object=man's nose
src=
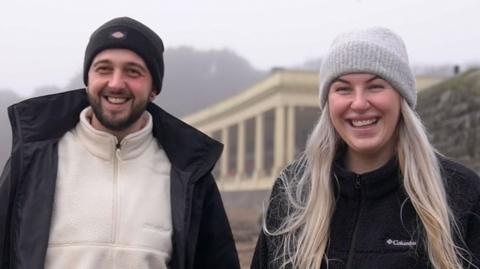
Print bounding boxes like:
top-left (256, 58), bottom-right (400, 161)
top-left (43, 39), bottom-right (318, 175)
top-left (107, 70), bottom-right (126, 90)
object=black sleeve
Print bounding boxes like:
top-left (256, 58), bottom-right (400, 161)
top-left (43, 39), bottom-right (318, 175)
top-left (465, 196), bottom-right (480, 267)
top-left (441, 157), bottom-right (480, 267)
top-left (0, 158), bottom-right (12, 268)
top-left (193, 174), bottom-right (240, 269)
top-left (251, 176), bottom-right (289, 269)
top-left (251, 228), bottom-right (269, 269)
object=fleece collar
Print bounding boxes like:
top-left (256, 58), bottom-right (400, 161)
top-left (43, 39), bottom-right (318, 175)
top-left (333, 153), bottom-right (401, 200)
top-left (75, 107), bottom-right (154, 161)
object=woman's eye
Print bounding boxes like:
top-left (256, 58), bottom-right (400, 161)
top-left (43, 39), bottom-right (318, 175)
top-left (368, 84), bottom-right (385, 90)
top-left (335, 87), bottom-right (351, 93)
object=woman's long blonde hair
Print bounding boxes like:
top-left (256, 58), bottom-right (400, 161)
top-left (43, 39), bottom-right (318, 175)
top-left (265, 100), bottom-right (473, 269)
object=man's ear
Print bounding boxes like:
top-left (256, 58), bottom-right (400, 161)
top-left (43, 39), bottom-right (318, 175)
top-left (149, 90), bottom-right (156, 102)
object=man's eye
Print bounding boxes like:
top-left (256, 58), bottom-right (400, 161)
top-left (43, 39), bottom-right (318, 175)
top-left (127, 69), bottom-right (141, 77)
top-left (95, 66), bottom-right (111, 73)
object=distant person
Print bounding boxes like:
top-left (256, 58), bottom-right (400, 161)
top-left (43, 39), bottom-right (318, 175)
top-left (0, 17), bottom-right (240, 269)
top-left (251, 27), bottom-right (480, 268)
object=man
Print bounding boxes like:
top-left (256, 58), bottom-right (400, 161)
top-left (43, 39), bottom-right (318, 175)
top-left (0, 17), bottom-right (240, 269)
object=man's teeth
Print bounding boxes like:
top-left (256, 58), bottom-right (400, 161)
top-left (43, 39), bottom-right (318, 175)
top-left (351, 119), bottom-right (376, 127)
top-left (106, 96), bottom-right (128, 104)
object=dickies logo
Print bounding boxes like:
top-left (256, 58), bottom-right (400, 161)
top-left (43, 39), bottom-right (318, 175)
top-left (110, 31), bottom-right (127, 39)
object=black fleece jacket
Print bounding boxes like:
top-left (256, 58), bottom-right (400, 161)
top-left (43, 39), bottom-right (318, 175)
top-left (251, 156), bottom-right (480, 269)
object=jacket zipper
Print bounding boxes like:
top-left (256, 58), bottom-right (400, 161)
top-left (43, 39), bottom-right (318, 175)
top-left (112, 146), bottom-right (120, 246)
top-left (345, 175), bottom-right (365, 269)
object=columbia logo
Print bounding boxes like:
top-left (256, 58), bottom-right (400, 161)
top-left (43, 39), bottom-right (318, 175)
top-left (386, 239), bottom-right (417, 247)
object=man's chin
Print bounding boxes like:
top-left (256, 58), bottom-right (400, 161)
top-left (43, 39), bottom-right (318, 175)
top-left (98, 118), bottom-right (133, 132)
top-left (89, 101), bottom-right (147, 133)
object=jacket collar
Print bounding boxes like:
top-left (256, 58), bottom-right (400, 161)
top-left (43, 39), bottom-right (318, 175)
top-left (8, 89), bottom-right (222, 181)
top-left (332, 151), bottom-right (401, 199)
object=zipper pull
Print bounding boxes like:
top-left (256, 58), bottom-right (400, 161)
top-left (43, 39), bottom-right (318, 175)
top-left (355, 175), bottom-right (361, 189)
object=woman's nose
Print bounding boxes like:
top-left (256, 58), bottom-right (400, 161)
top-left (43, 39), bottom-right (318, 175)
top-left (350, 91), bottom-right (370, 110)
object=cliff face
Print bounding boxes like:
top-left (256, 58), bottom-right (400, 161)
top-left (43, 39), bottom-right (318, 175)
top-left (417, 69), bottom-right (480, 173)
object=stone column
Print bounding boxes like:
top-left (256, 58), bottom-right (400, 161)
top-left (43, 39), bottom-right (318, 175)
top-left (254, 113), bottom-right (265, 179)
top-left (236, 121), bottom-right (246, 180)
top-left (221, 127), bottom-right (229, 179)
top-left (273, 105), bottom-right (286, 176)
top-left (286, 106), bottom-right (296, 162)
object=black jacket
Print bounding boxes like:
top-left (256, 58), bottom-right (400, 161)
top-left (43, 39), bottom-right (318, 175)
top-left (252, 155), bottom-right (480, 269)
top-left (0, 89), bottom-right (240, 269)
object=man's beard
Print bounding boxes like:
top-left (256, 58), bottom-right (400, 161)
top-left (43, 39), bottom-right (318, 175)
top-left (88, 88), bottom-right (149, 132)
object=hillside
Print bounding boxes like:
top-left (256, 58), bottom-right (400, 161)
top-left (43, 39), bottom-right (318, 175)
top-left (417, 68), bottom-right (480, 172)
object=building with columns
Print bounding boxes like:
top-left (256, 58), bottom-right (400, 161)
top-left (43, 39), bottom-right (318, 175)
top-left (182, 69), bottom-right (446, 192)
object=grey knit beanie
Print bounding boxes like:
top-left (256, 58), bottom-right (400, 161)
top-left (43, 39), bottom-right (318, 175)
top-left (83, 17), bottom-right (164, 94)
top-left (319, 27), bottom-right (416, 108)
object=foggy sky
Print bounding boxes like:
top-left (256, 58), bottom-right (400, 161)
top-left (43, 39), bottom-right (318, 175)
top-left (1, 0), bottom-right (479, 96)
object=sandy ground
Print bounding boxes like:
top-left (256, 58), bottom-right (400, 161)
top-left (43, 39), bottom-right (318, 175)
top-left (226, 207), bottom-right (262, 269)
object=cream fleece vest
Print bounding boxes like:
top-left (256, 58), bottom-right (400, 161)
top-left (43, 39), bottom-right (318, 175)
top-left (45, 107), bottom-right (172, 269)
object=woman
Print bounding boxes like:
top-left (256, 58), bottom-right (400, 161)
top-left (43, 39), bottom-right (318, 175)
top-left (251, 27), bottom-right (480, 269)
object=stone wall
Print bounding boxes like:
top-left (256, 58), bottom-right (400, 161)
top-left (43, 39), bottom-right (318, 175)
top-left (417, 69), bottom-right (480, 173)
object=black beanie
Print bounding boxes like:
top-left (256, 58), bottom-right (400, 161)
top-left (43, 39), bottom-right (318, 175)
top-left (83, 17), bottom-right (164, 94)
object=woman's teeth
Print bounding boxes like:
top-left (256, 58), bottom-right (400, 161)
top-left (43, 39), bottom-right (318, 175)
top-left (351, 119), bottom-right (377, 127)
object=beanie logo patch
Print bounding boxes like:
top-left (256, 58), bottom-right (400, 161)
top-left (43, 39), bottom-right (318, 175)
top-left (110, 31), bottom-right (126, 39)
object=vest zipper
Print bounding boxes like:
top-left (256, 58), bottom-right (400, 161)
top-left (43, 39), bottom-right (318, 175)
top-left (345, 174), bottom-right (365, 269)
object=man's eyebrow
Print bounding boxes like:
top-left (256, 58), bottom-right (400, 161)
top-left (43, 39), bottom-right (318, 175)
top-left (91, 59), bottom-right (111, 67)
top-left (125, 62), bottom-right (148, 72)
top-left (91, 60), bottom-right (148, 72)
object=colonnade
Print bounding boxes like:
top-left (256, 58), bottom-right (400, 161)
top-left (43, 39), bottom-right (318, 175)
top-left (217, 105), bottom-right (297, 182)
top-left (183, 70), bottom-right (448, 191)
top-left (183, 70), bottom-right (320, 190)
